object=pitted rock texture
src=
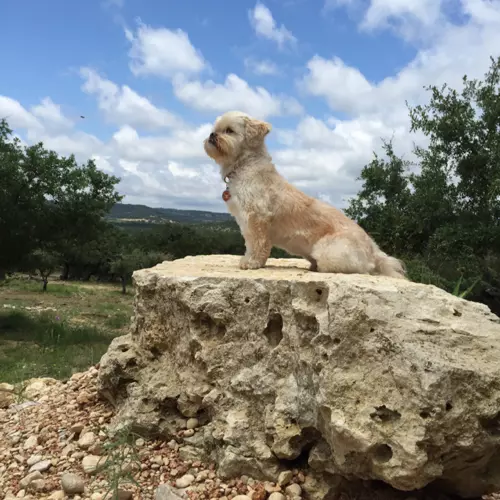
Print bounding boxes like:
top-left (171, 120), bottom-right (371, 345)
top-left (98, 255), bottom-right (500, 499)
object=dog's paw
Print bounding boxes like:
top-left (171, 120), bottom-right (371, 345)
top-left (239, 256), bottom-right (263, 270)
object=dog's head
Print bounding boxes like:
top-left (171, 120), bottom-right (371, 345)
top-left (204, 111), bottom-right (272, 164)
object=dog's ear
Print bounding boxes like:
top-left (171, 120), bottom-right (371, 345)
top-left (245, 117), bottom-right (272, 147)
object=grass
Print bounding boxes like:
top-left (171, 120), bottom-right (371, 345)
top-left (0, 275), bottom-right (134, 384)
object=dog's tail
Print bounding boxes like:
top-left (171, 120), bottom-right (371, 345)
top-left (373, 245), bottom-right (407, 279)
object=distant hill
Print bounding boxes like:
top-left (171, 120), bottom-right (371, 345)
top-left (108, 203), bottom-right (233, 225)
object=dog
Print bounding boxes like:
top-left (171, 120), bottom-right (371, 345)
top-left (203, 110), bottom-right (406, 278)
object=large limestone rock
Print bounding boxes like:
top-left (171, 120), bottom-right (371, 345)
top-left (98, 255), bottom-right (500, 498)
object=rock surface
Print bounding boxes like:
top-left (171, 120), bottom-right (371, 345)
top-left (98, 255), bottom-right (500, 498)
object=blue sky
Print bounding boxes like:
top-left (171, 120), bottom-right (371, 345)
top-left (1, 0), bottom-right (499, 211)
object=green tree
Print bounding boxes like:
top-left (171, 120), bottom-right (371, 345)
top-left (26, 249), bottom-right (61, 292)
top-left (110, 249), bottom-right (167, 294)
top-left (0, 119), bottom-right (123, 278)
top-left (346, 57), bottom-right (500, 312)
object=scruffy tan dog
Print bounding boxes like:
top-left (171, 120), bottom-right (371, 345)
top-left (204, 111), bottom-right (406, 278)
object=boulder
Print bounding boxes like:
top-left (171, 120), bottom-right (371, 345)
top-left (98, 255), bottom-right (500, 498)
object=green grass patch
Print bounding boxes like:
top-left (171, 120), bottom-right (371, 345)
top-left (1, 277), bottom-right (89, 297)
top-left (0, 310), bottom-right (114, 383)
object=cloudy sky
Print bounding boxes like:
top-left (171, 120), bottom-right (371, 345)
top-left (1, 0), bottom-right (500, 212)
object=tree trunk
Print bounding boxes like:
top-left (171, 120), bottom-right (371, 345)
top-left (0, 269), bottom-right (6, 281)
top-left (60, 263), bottom-right (69, 280)
top-left (42, 278), bottom-right (48, 292)
top-left (121, 276), bottom-right (127, 295)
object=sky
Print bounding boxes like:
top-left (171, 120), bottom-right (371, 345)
top-left (1, 0), bottom-right (499, 213)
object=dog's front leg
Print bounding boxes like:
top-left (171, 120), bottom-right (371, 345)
top-left (240, 214), bottom-right (271, 270)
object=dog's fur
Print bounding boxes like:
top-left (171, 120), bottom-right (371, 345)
top-left (203, 111), bottom-right (406, 278)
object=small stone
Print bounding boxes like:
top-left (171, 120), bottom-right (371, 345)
top-left (78, 431), bottom-right (96, 449)
top-left (76, 390), bottom-right (92, 404)
top-left (183, 428), bottom-right (195, 437)
top-left (232, 496), bottom-right (252, 500)
top-left (29, 459), bottom-right (52, 473)
top-left (26, 455), bottom-right (42, 467)
top-left (82, 454), bottom-right (106, 474)
top-left (135, 438), bottom-right (145, 447)
top-left (28, 478), bottom-right (46, 492)
top-left (186, 418), bottom-right (199, 430)
top-left (61, 472), bottom-right (85, 494)
top-left (285, 484), bottom-right (302, 497)
top-left (23, 435), bottom-right (38, 449)
top-left (176, 474), bottom-right (195, 488)
top-left (0, 382), bottom-right (14, 391)
top-left (90, 494), bottom-right (103, 500)
top-left (268, 494), bottom-right (286, 500)
top-left (278, 470), bottom-right (293, 486)
top-left (48, 492), bottom-right (65, 500)
top-left (117, 490), bottom-right (133, 500)
top-left (20, 471), bottom-right (43, 489)
top-left (155, 484), bottom-right (186, 499)
top-left (71, 423), bottom-right (85, 434)
top-left (152, 455), bottom-right (164, 466)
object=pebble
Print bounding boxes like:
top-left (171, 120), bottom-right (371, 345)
top-left (48, 492), bottom-right (65, 500)
top-left (26, 455), bottom-right (42, 467)
top-left (23, 435), bottom-right (38, 450)
top-left (278, 470), bottom-right (293, 486)
top-left (268, 493), bottom-right (286, 500)
top-left (61, 472), bottom-right (85, 494)
top-left (232, 496), bottom-right (252, 500)
top-left (285, 483), bottom-right (302, 497)
top-left (78, 431), bottom-right (96, 449)
top-left (81, 454), bottom-right (106, 474)
top-left (19, 471), bottom-right (43, 489)
top-left (29, 459), bottom-right (52, 473)
top-left (176, 473), bottom-right (195, 488)
top-left (186, 418), bottom-right (199, 430)
top-left (71, 423), bottom-right (85, 434)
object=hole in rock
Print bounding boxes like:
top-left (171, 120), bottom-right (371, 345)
top-left (453, 309), bottom-right (462, 317)
top-left (244, 297), bottom-right (250, 303)
top-left (419, 410), bottom-right (431, 419)
top-left (126, 359), bottom-right (137, 368)
top-left (197, 313), bottom-right (226, 338)
top-left (149, 347), bottom-right (161, 360)
top-left (316, 288), bottom-right (323, 296)
top-left (333, 338), bottom-right (341, 345)
top-left (369, 327), bottom-right (375, 333)
top-left (372, 444), bottom-right (393, 463)
top-left (281, 427), bottom-right (321, 469)
top-left (120, 346), bottom-right (129, 353)
top-left (480, 412), bottom-right (500, 436)
top-left (263, 313), bottom-right (283, 347)
top-left (370, 406), bottom-right (401, 423)
top-left (445, 401), bottom-right (453, 412)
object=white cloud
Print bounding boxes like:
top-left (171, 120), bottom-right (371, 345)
top-left (80, 68), bottom-right (179, 129)
top-left (31, 98), bottom-right (73, 131)
top-left (244, 58), bottom-right (281, 76)
top-left (4, 0), bottom-right (500, 212)
top-left (126, 21), bottom-right (206, 78)
top-left (0, 96), bottom-right (42, 130)
top-left (172, 73), bottom-right (302, 119)
top-left (249, 3), bottom-right (296, 49)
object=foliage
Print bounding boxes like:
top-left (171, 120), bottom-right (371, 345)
top-left (110, 249), bottom-right (167, 294)
top-left (0, 119), bottom-right (122, 278)
top-left (346, 57), bottom-right (500, 314)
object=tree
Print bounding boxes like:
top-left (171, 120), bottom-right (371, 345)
top-left (346, 57), bottom-right (500, 313)
top-left (0, 119), bottom-right (123, 278)
top-left (110, 249), bottom-right (167, 294)
top-left (26, 249), bottom-right (61, 292)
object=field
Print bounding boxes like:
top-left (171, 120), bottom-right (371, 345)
top-left (0, 276), bottom-right (133, 384)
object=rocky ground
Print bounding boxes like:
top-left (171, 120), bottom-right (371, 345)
top-left (1, 366), bottom-right (500, 500)
top-left (0, 367), bottom-right (305, 500)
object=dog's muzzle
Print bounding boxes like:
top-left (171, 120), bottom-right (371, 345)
top-left (208, 132), bottom-right (217, 145)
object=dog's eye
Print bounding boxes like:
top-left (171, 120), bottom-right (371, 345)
top-left (224, 128), bottom-right (234, 134)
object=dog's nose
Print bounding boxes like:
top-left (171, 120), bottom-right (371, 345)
top-left (209, 132), bottom-right (216, 143)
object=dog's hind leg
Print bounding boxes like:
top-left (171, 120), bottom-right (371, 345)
top-left (311, 234), bottom-right (375, 275)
